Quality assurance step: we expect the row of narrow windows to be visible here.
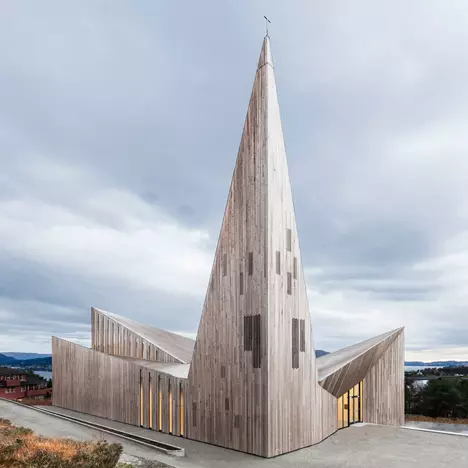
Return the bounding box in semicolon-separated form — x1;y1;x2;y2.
291;318;306;369
139;371;185;436
243;315;261;368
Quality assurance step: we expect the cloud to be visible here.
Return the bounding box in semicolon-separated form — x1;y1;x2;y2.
0;0;467;362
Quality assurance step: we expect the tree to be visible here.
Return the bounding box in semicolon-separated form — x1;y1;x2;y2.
420;379;462;418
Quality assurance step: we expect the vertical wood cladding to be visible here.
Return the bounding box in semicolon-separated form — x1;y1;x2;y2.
187;36;270;456
52;337;187;437
91;308;182;364
363;330;405;426
300;319;305;352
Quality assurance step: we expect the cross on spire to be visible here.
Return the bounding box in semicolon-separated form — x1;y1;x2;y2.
264;15;271;37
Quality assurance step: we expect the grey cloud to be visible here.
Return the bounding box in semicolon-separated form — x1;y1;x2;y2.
0;1;467;360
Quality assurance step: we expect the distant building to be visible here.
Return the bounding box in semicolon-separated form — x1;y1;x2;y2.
52;35;404;458
0;367;51;401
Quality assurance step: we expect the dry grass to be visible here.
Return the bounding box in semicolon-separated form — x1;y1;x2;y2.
406;414;468;425
20;398;53;406
0;418;122;467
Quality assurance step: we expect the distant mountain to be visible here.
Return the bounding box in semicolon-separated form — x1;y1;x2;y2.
14;357;52;367
315;350;329;358
405;361;468;367
0;353;17;365
2;353;52;360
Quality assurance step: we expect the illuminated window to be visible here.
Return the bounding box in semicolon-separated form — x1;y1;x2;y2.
180;384;184;436
158;377;162;431
149;375;153;429
139;370;143;427
168;381;173;434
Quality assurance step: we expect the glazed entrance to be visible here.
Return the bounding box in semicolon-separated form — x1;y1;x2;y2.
337;381;363;429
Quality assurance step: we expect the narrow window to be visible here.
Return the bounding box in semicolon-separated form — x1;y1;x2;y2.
168;381;173;434
149;375;153;429
276;251;281;274
286;228;292;251
134;340;138;358
223;254;227;276
158;376;162;431
192;402;197;427
180;384;184;436
141;341;144;359
292;318;299;369
139;370;143;427
244;316;253;351
225;398;230;411
287;272;292;295
240;272;244;295
248;252;253;276
293;257;297;280
252;314;261;368
221;365;226;379
300;319;305;352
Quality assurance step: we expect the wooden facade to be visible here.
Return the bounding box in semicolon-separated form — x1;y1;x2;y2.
52;35;405;458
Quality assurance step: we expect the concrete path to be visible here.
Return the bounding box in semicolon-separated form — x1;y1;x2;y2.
0;400;177;467
3;401;468;467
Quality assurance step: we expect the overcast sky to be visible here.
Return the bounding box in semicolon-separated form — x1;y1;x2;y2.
1;1;468;361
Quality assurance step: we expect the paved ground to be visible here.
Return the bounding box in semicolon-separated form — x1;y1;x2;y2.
2;400;468;467
0;400;176;467
406;420;468;434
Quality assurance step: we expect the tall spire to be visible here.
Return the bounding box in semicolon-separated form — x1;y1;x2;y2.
187;36;318;457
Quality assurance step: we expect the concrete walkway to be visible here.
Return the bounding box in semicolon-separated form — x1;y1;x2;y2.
0;400;177;467
2;401;468;467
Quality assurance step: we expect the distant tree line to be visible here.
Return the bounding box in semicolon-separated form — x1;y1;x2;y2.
406;377;468;418
407;366;468;377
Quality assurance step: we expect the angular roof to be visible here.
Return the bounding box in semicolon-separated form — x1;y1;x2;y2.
94;308;195;364
115;357;190;379
317;327;404;397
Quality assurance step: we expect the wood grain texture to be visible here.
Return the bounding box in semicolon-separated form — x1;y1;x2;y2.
91;308;194;364
363;330;405;426
52;337;187;436
186;36;271;457
317;328;403;398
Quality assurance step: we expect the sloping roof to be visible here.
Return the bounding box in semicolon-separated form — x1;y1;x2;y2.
317;327;404;397
116;357;190;379
94;308;195;364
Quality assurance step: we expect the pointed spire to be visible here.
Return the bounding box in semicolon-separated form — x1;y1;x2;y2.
257;35;273;70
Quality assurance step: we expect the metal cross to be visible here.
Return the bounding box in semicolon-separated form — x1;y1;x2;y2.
264;15;271;36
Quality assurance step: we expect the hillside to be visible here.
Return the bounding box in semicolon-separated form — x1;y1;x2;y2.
0;353;17;365
1;352;52;360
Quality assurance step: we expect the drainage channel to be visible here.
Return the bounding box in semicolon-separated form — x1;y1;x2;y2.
0;398;184;457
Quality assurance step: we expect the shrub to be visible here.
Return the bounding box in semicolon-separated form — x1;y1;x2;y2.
0;418;123;467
